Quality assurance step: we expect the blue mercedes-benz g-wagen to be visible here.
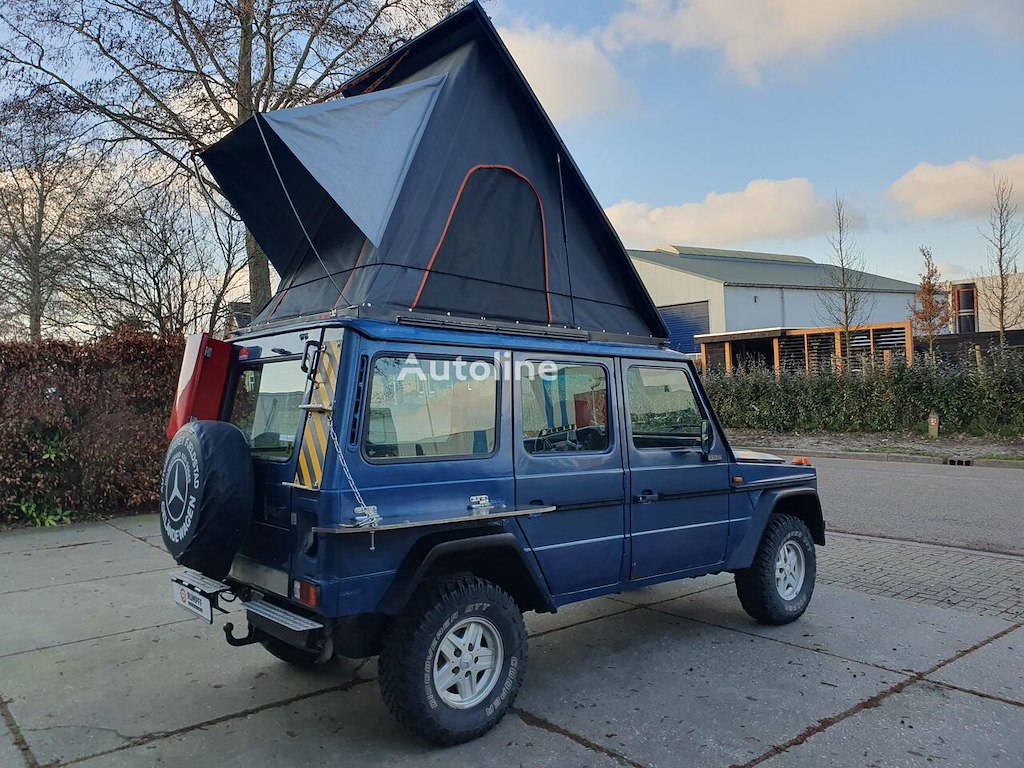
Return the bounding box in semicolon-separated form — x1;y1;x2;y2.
159;2;824;746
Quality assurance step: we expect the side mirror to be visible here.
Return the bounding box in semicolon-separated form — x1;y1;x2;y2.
700;419;713;454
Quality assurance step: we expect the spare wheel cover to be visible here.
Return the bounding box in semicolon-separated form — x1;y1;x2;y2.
160;420;254;580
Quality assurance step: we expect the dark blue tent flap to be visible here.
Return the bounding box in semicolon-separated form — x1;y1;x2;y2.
201;1;668;340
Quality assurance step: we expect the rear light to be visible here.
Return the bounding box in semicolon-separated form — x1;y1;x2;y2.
292;579;319;609
792;457;812;466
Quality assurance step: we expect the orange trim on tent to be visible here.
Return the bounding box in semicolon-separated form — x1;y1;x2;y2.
411;164;552;323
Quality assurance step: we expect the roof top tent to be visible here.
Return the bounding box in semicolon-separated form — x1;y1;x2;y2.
200;1;668;342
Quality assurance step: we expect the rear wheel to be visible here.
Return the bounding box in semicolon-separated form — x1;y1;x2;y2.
378;575;526;745
735;514;816;625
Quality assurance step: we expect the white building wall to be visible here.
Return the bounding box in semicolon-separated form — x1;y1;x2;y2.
631;259;727;331
724;286;915;331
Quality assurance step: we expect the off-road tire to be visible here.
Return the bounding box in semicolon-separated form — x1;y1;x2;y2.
378;575;527;745
735;514;816;625
260;637;320;668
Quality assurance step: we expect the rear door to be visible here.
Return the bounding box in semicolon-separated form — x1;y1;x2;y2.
513;353;627;598
621;360;730;580
226;329;324;594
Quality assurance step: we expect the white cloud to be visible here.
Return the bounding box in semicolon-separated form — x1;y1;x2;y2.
604;0;975;85
887;154;1024;218
499;25;634;122
606;178;834;248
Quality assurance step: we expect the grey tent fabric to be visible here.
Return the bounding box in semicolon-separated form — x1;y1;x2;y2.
201;1;668;340
261;75;445;248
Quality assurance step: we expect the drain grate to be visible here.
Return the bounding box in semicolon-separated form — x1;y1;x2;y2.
947;456;973;466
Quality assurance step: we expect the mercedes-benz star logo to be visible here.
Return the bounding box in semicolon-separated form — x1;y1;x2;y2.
165;456;189;524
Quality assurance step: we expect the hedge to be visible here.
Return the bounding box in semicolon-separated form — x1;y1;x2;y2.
702;350;1024;436
0;330;183;526
2;333;1021;527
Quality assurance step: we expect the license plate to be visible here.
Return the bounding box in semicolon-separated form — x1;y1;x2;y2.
171;581;213;623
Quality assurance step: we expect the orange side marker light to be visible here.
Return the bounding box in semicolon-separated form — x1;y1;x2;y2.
792;457;812;466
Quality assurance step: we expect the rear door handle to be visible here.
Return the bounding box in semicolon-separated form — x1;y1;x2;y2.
634;491;660;504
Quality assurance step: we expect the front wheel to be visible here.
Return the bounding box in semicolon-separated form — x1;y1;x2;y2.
734;514;816;625
378;575;527;745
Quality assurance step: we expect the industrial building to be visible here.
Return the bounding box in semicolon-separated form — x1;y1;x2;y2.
628;246;919;354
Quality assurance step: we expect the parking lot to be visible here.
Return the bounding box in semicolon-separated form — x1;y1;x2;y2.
2;508;1022;768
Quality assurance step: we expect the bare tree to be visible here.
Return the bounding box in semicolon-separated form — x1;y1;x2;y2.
0;96;109;341
0;0;464;314
68;179;248;337
908;245;951;362
817;194;875;367
976;176;1024;346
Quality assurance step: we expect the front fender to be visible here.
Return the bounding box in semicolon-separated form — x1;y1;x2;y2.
726;486;824;570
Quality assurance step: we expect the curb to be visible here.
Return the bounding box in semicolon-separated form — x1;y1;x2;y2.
752;447;1024;470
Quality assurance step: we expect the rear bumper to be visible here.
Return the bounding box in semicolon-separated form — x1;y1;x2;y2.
172;567;325;652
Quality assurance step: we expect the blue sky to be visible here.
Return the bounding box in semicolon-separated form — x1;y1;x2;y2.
489;1;1024;283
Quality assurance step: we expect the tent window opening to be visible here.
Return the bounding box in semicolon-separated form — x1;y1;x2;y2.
414;165;551;323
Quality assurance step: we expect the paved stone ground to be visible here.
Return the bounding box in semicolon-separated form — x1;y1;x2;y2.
821;532;1024;621
1;516;1022;768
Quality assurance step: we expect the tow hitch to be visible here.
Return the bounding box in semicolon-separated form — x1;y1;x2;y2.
223;622;260;647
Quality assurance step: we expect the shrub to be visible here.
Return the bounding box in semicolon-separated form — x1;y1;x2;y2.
0;330;184;525
702;349;1024;436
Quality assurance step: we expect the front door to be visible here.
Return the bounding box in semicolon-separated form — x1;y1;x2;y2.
622;361;730;580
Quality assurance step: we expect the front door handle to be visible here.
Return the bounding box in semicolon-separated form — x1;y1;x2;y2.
634;491;660;504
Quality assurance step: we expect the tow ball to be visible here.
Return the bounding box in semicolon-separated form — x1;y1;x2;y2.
222;622;260;647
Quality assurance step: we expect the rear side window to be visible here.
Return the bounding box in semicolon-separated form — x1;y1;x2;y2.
363;356;498;461
626;366;705;450
521;363;609;454
230;360;308;460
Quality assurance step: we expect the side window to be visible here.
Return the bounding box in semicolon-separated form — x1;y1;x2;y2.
230;360;308;460
521;362;610;454
363;355;497;461
626;366;705;450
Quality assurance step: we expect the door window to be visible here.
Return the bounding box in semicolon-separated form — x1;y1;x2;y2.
626;366;705;450
521;363;609;454
230;360;308;460
363;356;498;461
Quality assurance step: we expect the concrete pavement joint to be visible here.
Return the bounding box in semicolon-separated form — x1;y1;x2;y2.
513;707;647;768
925;678;1024;710
640;603;921;679
53;672;376;767
1;693;39;768
529;582;731;640
0;618;196;660
103;520;166;553
727;621;1024;768
1;566;175;596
